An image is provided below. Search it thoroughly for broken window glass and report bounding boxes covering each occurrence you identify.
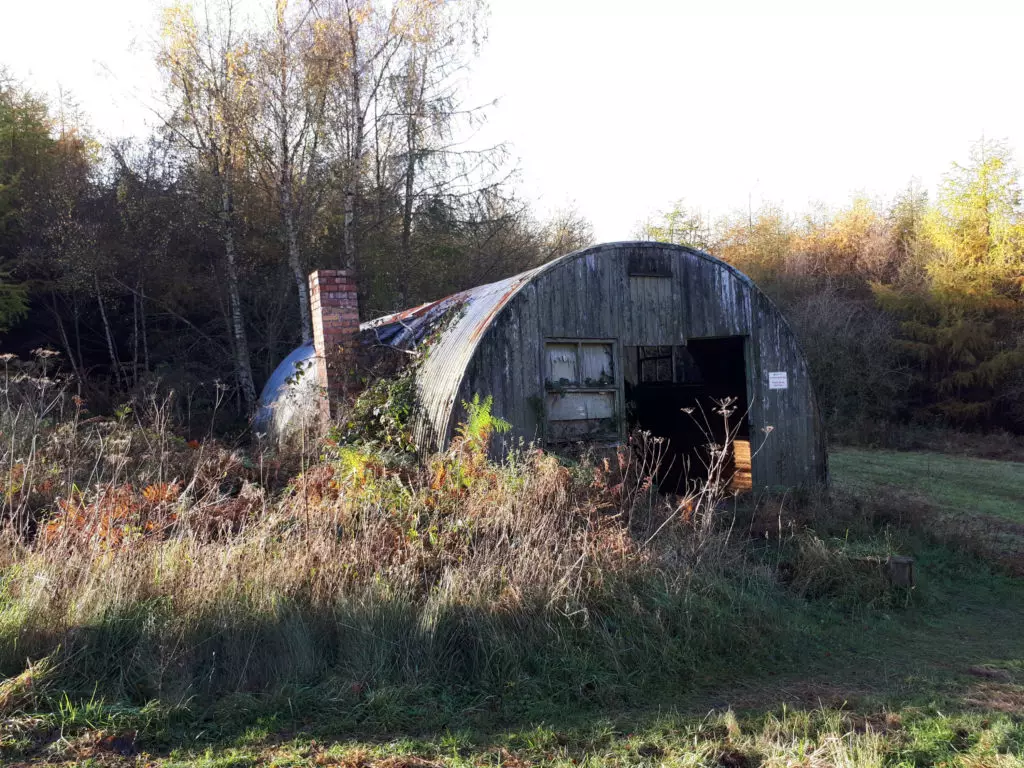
[545,343,578,386]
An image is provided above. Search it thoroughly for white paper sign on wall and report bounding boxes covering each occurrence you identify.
[768,371,788,390]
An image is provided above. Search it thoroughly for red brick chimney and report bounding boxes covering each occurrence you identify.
[309,270,360,421]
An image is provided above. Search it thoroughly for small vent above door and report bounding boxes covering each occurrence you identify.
[627,251,672,277]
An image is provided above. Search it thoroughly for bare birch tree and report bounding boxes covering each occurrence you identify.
[250,0,333,343]
[157,0,258,406]
[319,0,404,272]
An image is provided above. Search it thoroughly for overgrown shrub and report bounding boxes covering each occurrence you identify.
[332,364,418,458]
[781,534,904,610]
[0,351,266,543]
[779,284,911,434]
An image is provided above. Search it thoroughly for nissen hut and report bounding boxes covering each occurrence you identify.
[256,242,828,490]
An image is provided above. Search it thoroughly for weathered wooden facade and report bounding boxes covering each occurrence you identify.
[361,241,827,489]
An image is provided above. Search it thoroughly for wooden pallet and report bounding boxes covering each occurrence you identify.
[730,439,752,492]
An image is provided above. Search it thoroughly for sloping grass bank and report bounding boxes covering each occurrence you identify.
[832,447,1024,577]
[831,447,1024,523]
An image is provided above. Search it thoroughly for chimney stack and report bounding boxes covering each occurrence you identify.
[309,270,360,421]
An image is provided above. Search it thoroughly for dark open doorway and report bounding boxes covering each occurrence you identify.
[625,336,751,493]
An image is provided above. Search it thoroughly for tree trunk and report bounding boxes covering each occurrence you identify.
[132,287,139,386]
[400,129,415,307]
[72,292,84,376]
[343,182,357,271]
[94,275,122,389]
[285,202,312,343]
[49,292,83,382]
[220,187,257,407]
[281,164,312,342]
[399,52,426,307]
[138,276,150,373]
[274,9,312,344]
[343,9,364,272]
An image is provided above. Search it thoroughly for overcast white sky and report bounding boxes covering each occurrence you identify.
[3,0,1023,240]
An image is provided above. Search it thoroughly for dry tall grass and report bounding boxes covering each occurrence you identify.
[0,356,810,709]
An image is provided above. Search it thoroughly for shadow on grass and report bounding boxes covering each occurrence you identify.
[4,541,1023,764]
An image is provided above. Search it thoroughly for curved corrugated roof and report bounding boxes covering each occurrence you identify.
[252,341,317,435]
[257,267,544,437]
[360,241,760,349]
[358,263,547,446]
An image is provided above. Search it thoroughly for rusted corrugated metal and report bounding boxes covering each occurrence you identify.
[360,294,466,350]
[361,242,827,489]
[358,264,548,448]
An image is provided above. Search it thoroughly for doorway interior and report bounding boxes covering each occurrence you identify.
[625,336,751,493]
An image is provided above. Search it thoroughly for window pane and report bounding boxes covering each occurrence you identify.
[675,346,704,384]
[580,343,614,386]
[640,359,659,383]
[627,252,672,277]
[639,345,671,360]
[548,419,617,441]
[640,349,673,383]
[546,391,615,421]
[546,343,578,386]
[656,357,672,382]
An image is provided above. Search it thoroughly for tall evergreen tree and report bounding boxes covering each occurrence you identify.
[874,139,1024,428]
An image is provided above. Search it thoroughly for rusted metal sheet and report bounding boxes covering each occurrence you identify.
[361,293,469,350]
[359,241,827,489]
[359,265,547,449]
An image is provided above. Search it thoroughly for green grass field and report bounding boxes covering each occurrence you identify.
[3,447,1024,767]
[831,447,1024,523]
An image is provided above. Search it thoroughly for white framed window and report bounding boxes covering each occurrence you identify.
[544,340,620,442]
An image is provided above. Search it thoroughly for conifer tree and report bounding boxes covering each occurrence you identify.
[873,139,1024,428]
